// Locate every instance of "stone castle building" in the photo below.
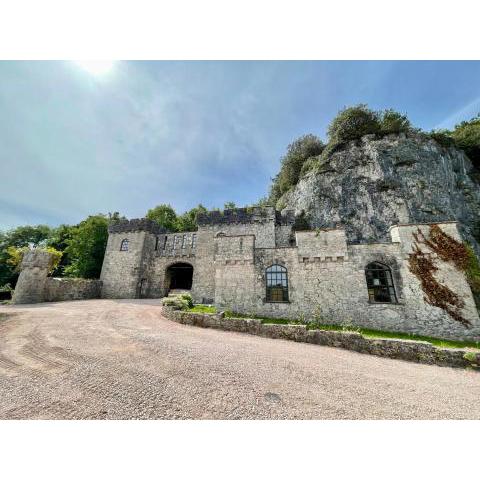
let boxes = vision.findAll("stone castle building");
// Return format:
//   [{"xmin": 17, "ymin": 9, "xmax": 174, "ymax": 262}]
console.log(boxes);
[{"xmin": 99, "ymin": 207, "xmax": 480, "ymax": 341}]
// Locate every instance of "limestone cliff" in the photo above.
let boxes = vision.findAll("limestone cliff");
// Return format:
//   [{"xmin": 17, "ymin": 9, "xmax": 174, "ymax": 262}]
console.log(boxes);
[{"xmin": 280, "ymin": 133, "xmax": 480, "ymax": 253}]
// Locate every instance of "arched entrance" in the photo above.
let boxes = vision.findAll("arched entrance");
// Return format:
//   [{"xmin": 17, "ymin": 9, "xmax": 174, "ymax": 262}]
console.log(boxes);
[{"xmin": 166, "ymin": 262, "xmax": 193, "ymax": 291}]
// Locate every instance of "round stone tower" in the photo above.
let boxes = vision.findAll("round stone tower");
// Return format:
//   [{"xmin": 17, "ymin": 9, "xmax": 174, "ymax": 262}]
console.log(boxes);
[{"xmin": 11, "ymin": 250, "xmax": 53, "ymax": 304}]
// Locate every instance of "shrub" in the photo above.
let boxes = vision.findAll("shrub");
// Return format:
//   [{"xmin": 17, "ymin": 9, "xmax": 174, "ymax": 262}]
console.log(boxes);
[
  {"xmin": 429, "ymin": 129, "xmax": 456, "ymax": 148},
  {"xmin": 268, "ymin": 134, "xmax": 324, "ymax": 204},
  {"xmin": 451, "ymin": 114, "xmax": 480, "ymax": 168},
  {"xmin": 380, "ymin": 109, "xmax": 413, "ymax": 135},
  {"xmin": 161, "ymin": 296, "xmax": 190, "ymax": 310},
  {"xmin": 179, "ymin": 293, "xmax": 194, "ymax": 308},
  {"xmin": 327, "ymin": 104, "xmax": 381, "ymax": 144},
  {"xmin": 0, "ymin": 283, "xmax": 13, "ymax": 293},
  {"xmin": 6, "ymin": 246, "xmax": 62, "ymax": 274}
]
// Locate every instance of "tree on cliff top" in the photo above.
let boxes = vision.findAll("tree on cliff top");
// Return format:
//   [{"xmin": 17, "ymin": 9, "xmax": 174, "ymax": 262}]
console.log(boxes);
[
  {"xmin": 452, "ymin": 114, "xmax": 480, "ymax": 168},
  {"xmin": 268, "ymin": 134, "xmax": 325, "ymax": 204},
  {"xmin": 327, "ymin": 104, "xmax": 381, "ymax": 145}
]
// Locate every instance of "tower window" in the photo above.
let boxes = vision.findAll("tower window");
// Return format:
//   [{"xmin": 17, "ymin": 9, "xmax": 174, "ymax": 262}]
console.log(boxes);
[
  {"xmin": 182, "ymin": 234, "xmax": 187, "ymax": 249},
  {"xmin": 191, "ymin": 234, "xmax": 197, "ymax": 249},
  {"xmin": 266, "ymin": 264, "xmax": 289, "ymax": 302},
  {"xmin": 120, "ymin": 239, "xmax": 129, "ymax": 251},
  {"xmin": 365, "ymin": 262, "xmax": 397, "ymax": 303}
]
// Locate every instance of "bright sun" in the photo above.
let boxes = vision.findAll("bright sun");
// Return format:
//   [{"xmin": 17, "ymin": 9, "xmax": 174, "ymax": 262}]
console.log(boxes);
[{"xmin": 74, "ymin": 60, "xmax": 116, "ymax": 76}]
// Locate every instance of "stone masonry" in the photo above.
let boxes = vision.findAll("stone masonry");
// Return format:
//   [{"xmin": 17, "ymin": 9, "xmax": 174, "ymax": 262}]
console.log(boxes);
[
  {"xmin": 12, "ymin": 250, "xmax": 101, "ymax": 304},
  {"xmin": 100, "ymin": 207, "xmax": 480, "ymax": 341}
]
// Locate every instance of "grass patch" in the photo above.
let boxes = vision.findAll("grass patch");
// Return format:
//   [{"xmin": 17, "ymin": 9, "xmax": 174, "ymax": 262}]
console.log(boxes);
[
  {"xmin": 223, "ymin": 310, "xmax": 480, "ymax": 350},
  {"xmin": 188, "ymin": 305, "xmax": 217, "ymax": 314}
]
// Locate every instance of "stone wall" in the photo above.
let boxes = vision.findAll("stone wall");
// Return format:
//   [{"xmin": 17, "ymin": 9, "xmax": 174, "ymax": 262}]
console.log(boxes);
[
  {"xmin": 280, "ymin": 133, "xmax": 480, "ymax": 255},
  {"xmin": 100, "ymin": 230, "xmax": 150, "ymax": 298},
  {"xmin": 11, "ymin": 250, "xmax": 52, "ymax": 304},
  {"xmin": 44, "ymin": 278, "xmax": 101, "ymax": 302},
  {"xmin": 213, "ymin": 222, "xmax": 480, "ymax": 341},
  {"xmin": 11, "ymin": 249, "xmax": 102, "ymax": 304},
  {"xmin": 163, "ymin": 307, "xmax": 480, "ymax": 369},
  {"xmin": 98, "ymin": 207, "xmax": 480, "ymax": 342}
]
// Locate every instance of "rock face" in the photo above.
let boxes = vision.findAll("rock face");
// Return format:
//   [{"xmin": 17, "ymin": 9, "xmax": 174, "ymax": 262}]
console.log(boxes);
[{"xmin": 281, "ymin": 133, "xmax": 480, "ymax": 254}]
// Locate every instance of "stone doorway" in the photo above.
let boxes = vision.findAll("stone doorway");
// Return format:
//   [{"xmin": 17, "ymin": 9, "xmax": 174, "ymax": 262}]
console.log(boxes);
[{"xmin": 166, "ymin": 262, "xmax": 193, "ymax": 290}]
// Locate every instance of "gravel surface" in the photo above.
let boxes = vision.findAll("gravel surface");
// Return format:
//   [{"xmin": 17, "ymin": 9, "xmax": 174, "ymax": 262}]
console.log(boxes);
[{"xmin": 0, "ymin": 299, "xmax": 479, "ymax": 419}]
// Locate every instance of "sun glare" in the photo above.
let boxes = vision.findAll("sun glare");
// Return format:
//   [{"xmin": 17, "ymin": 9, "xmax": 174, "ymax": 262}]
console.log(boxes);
[{"xmin": 74, "ymin": 60, "xmax": 116, "ymax": 76}]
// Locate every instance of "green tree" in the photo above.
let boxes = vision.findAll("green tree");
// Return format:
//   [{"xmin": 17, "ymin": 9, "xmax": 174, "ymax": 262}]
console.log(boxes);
[
  {"xmin": 224, "ymin": 201, "xmax": 236, "ymax": 210},
  {"xmin": 45, "ymin": 224, "xmax": 75, "ymax": 276},
  {"xmin": 0, "ymin": 224, "xmax": 53, "ymax": 289},
  {"xmin": 146, "ymin": 204, "xmax": 178, "ymax": 231},
  {"xmin": 176, "ymin": 204, "xmax": 208, "ymax": 232},
  {"xmin": 6, "ymin": 246, "xmax": 62, "ymax": 274},
  {"xmin": 451, "ymin": 114, "xmax": 480, "ymax": 168},
  {"xmin": 327, "ymin": 104, "xmax": 381, "ymax": 144},
  {"xmin": 2, "ymin": 224, "xmax": 52, "ymax": 247},
  {"xmin": 64, "ymin": 215, "xmax": 109, "ymax": 279},
  {"xmin": 429, "ymin": 129, "xmax": 456, "ymax": 148},
  {"xmin": 269, "ymin": 134, "xmax": 325, "ymax": 204},
  {"xmin": 380, "ymin": 109, "xmax": 413, "ymax": 135}
]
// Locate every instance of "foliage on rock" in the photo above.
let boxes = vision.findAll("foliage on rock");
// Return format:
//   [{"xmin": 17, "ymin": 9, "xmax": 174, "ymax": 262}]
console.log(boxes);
[
  {"xmin": 408, "ymin": 225, "xmax": 478, "ymax": 326},
  {"xmin": 268, "ymin": 134, "xmax": 325, "ymax": 204},
  {"xmin": 428, "ymin": 115, "xmax": 480, "ymax": 169},
  {"xmin": 379, "ymin": 109, "xmax": 414, "ymax": 135},
  {"xmin": 6, "ymin": 246, "xmax": 63, "ymax": 274},
  {"xmin": 327, "ymin": 104, "xmax": 382, "ymax": 145},
  {"xmin": 267, "ymin": 105, "xmax": 418, "ymax": 205}
]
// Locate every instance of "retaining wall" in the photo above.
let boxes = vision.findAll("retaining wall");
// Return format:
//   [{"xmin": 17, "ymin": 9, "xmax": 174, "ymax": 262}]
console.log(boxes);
[
  {"xmin": 44, "ymin": 278, "xmax": 102, "ymax": 302},
  {"xmin": 163, "ymin": 307, "xmax": 480, "ymax": 369}
]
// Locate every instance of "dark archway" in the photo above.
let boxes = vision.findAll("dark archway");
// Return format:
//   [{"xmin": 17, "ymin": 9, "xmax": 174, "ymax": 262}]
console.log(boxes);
[{"xmin": 166, "ymin": 262, "xmax": 193, "ymax": 290}]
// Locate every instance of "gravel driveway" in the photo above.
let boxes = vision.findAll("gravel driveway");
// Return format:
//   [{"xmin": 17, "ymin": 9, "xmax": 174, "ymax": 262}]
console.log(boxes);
[{"xmin": 0, "ymin": 299, "xmax": 479, "ymax": 419}]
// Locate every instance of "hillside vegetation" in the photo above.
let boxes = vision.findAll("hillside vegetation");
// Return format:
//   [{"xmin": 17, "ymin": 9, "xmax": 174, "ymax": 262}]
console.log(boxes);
[{"xmin": 268, "ymin": 105, "xmax": 480, "ymax": 205}]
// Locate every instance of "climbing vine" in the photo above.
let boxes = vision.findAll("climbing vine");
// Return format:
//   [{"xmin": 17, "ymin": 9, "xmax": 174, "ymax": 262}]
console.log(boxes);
[{"xmin": 408, "ymin": 225, "xmax": 472, "ymax": 327}]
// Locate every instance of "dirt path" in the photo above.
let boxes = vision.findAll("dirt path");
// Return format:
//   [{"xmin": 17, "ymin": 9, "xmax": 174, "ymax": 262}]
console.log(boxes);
[{"xmin": 0, "ymin": 299, "xmax": 479, "ymax": 419}]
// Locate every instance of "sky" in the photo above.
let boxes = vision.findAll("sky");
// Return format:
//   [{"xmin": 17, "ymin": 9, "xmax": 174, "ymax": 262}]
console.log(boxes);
[{"xmin": 1, "ymin": 60, "xmax": 480, "ymax": 231}]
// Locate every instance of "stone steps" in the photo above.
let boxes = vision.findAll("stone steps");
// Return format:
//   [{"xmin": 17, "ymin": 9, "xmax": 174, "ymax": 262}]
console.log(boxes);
[{"xmin": 167, "ymin": 289, "xmax": 191, "ymax": 298}]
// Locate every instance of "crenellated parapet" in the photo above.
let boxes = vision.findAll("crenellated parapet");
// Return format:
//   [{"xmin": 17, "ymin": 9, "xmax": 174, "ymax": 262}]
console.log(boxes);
[
  {"xmin": 197, "ymin": 206, "xmax": 295, "ymax": 226},
  {"xmin": 108, "ymin": 218, "xmax": 168, "ymax": 235}
]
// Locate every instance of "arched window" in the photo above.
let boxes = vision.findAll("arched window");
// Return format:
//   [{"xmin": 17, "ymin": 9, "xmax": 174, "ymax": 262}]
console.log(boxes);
[
  {"xmin": 120, "ymin": 238, "xmax": 129, "ymax": 251},
  {"xmin": 365, "ymin": 262, "xmax": 397, "ymax": 303},
  {"xmin": 266, "ymin": 264, "xmax": 289, "ymax": 302}
]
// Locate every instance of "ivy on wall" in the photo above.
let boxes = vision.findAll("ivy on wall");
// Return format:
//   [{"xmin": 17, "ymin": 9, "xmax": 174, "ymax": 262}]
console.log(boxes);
[{"xmin": 408, "ymin": 225, "xmax": 473, "ymax": 327}]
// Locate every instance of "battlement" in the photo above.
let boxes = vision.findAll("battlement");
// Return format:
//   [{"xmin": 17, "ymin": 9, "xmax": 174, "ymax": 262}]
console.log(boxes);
[
  {"xmin": 197, "ymin": 207, "xmax": 295, "ymax": 226},
  {"xmin": 108, "ymin": 218, "xmax": 168, "ymax": 235}
]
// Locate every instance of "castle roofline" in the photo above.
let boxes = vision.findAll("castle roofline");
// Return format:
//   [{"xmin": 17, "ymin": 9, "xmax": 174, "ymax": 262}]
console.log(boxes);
[
  {"xmin": 108, "ymin": 218, "xmax": 168, "ymax": 234},
  {"xmin": 197, "ymin": 207, "xmax": 295, "ymax": 226}
]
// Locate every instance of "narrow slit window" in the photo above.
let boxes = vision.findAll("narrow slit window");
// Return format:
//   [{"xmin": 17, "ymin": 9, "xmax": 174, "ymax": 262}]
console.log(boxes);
[
  {"xmin": 182, "ymin": 234, "xmax": 187, "ymax": 249},
  {"xmin": 191, "ymin": 234, "xmax": 197, "ymax": 249}
]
